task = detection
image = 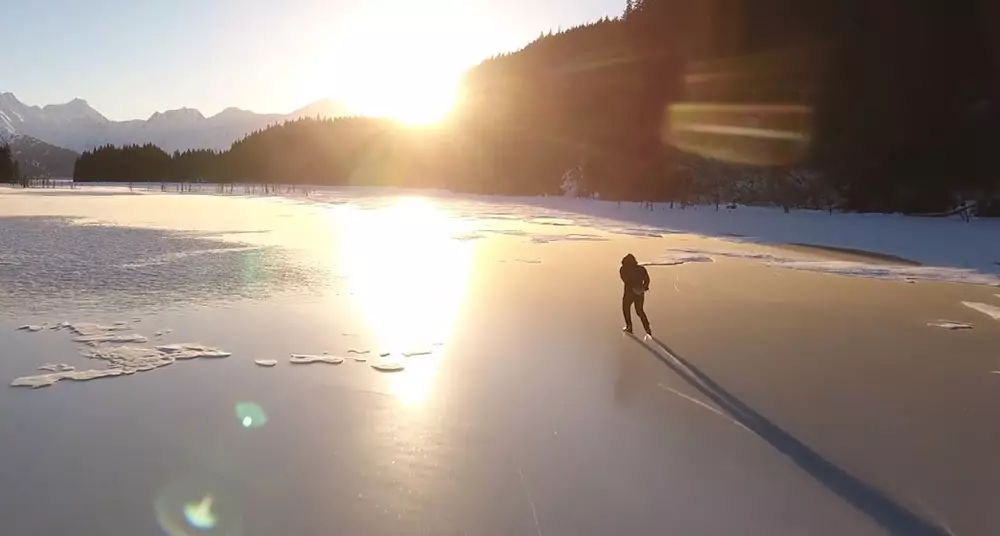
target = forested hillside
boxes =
[74,0,999,214]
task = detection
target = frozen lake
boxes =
[1,186,997,535]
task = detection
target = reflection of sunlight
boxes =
[338,197,473,405]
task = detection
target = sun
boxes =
[341,69,460,126]
[320,3,472,126]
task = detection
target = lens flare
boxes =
[155,475,242,536]
[183,495,218,530]
[234,402,267,429]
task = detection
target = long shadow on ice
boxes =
[628,334,950,536]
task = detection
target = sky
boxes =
[6,0,623,121]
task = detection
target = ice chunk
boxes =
[154,329,173,338]
[254,359,278,367]
[37,364,76,373]
[73,333,148,344]
[113,321,128,326]
[927,321,973,330]
[83,346,176,371]
[11,369,125,389]
[17,325,45,332]
[290,354,344,365]
[348,349,370,355]
[349,355,368,362]
[962,302,1000,321]
[67,323,129,337]
[156,344,232,359]
[402,349,433,357]
[370,362,405,372]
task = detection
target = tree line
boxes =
[1,144,21,184]
[73,0,999,215]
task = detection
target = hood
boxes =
[622,253,637,266]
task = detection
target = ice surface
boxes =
[961,302,1000,321]
[73,333,149,344]
[254,359,278,367]
[289,354,344,365]
[0,216,319,316]
[11,369,125,389]
[927,321,974,330]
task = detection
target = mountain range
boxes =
[0,92,349,156]
[1,133,80,177]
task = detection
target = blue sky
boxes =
[8,0,622,120]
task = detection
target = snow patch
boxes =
[73,333,148,344]
[37,363,75,372]
[666,246,1000,286]
[927,321,974,330]
[289,354,344,365]
[530,233,608,244]
[961,302,1000,321]
[155,343,232,359]
[11,369,125,389]
[370,362,405,372]
[63,322,130,337]
[643,253,715,267]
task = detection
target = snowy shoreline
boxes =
[4,183,999,287]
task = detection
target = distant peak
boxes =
[149,107,206,121]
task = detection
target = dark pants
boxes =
[622,291,650,333]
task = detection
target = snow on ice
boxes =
[962,302,1000,321]
[927,321,974,330]
[289,354,345,365]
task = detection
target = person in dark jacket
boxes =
[620,253,651,335]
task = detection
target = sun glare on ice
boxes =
[338,197,473,405]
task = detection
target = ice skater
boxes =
[620,253,651,335]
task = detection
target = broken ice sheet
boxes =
[73,333,148,344]
[156,343,232,359]
[11,369,125,389]
[66,323,131,337]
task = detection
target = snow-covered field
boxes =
[1,184,998,536]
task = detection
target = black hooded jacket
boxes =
[620,254,650,294]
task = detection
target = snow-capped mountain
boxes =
[0,93,349,153]
[0,132,79,177]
